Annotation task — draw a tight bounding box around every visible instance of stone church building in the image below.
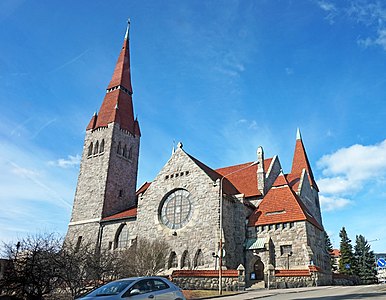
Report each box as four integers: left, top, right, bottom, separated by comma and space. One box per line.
65, 25, 331, 287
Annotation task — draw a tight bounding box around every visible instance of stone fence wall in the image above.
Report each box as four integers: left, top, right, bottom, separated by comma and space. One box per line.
332, 273, 360, 286
269, 268, 332, 289
172, 270, 245, 291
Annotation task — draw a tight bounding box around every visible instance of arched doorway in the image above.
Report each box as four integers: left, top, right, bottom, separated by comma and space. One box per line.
253, 259, 265, 280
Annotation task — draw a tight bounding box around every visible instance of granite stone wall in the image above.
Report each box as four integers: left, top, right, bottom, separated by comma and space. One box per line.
135, 147, 221, 271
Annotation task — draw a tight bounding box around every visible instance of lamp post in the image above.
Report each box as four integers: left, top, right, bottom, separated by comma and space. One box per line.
218, 161, 258, 295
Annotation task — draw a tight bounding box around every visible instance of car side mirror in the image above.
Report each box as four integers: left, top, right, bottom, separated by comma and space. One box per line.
130, 289, 141, 296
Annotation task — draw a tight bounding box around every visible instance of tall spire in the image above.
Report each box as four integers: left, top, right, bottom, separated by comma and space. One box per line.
87, 21, 139, 136
290, 129, 318, 191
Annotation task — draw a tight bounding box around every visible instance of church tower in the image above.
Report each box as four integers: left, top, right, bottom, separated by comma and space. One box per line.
65, 22, 140, 247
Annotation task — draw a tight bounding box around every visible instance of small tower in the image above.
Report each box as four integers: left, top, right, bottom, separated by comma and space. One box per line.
65, 22, 140, 247
256, 146, 266, 195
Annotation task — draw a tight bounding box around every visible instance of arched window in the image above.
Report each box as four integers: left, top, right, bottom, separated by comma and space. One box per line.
168, 251, 178, 269
94, 141, 99, 155
88, 142, 93, 156
115, 224, 129, 249
193, 249, 204, 268
117, 142, 122, 155
123, 145, 127, 158
181, 250, 190, 269
128, 146, 133, 159
100, 139, 105, 153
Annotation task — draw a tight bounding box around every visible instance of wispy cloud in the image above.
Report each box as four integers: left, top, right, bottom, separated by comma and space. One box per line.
317, 139, 386, 211
317, 0, 338, 24
316, 0, 386, 51
49, 49, 90, 73
48, 154, 81, 168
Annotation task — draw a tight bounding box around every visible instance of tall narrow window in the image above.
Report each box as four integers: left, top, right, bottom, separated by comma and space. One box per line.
193, 249, 204, 268
115, 224, 129, 249
94, 140, 99, 155
75, 236, 82, 252
100, 139, 105, 153
128, 146, 133, 159
117, 142, 122, 155
168, 251, 178, 269
123, 145, 127, 158
181, 250, 191, 269
88, 142, 93, 156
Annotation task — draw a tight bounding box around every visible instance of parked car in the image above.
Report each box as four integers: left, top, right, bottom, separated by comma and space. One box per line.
76, 276, 186, 300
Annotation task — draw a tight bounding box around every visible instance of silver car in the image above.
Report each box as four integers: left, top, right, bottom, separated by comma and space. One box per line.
78, 276, 186, 300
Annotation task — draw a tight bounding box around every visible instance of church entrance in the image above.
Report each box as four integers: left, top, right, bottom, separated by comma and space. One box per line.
253, 259, 265, 281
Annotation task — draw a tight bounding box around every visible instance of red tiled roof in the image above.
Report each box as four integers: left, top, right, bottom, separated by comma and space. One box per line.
248, 174, 323, 230
136, 181, 151, 196
101, 207, 137, 221
275, 269, 311, 277
290, 137, 318, 191
107, 37, 133, 93
330, 249, 341, 257
215, 158, 273, 198
172, 270, 238, 278
87, 31, 139, 136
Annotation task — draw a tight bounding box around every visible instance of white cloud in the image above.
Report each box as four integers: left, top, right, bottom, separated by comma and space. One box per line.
317, 139, 386, 210
316, 1, 386, 51
317, 1, 338, 24
319, 195, 352, 211
49, 154, 81, 168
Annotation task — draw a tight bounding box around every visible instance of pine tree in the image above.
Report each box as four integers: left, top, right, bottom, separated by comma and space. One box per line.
339, 227, 356, 275
354, 235, 377, 284
325, 232, 335, 272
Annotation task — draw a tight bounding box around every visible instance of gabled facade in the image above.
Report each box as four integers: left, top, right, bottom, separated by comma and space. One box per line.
65, 24, 331, 288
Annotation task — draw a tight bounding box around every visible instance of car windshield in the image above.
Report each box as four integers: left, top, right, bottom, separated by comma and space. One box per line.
85, 280, 134, 297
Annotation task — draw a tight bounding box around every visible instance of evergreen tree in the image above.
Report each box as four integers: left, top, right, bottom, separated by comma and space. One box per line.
325, 232, 335, 272
354, 235, 377, 284
339, 227, 356, 275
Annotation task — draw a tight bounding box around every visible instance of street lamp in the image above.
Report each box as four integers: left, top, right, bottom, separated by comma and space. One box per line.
218, 161, 259, 295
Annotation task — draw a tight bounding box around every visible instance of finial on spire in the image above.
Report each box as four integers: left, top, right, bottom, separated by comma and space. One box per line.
296, 128, 302, 140
125, 18, 131, 40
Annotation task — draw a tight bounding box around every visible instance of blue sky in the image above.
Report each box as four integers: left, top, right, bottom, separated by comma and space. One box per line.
1, 0, 386, 253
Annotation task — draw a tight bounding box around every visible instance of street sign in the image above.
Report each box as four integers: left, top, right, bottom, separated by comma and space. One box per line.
377, 258, 386, 268
345, 264, 350, 269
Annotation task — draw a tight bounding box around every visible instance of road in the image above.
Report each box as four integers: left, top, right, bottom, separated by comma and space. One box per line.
216, 285, 386, 299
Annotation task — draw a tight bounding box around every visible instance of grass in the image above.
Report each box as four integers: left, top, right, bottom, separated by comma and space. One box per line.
182, 290, 239, 299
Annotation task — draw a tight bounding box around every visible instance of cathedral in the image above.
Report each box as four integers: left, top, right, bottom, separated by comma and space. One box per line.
65, 24, 331, 288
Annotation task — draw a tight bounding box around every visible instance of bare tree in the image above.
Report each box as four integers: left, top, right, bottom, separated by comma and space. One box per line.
0, 233, 62, 300
56, 240, 120, 299
116, 238, 170, 277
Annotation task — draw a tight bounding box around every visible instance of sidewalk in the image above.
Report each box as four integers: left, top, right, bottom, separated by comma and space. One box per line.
203, 286, 331, 299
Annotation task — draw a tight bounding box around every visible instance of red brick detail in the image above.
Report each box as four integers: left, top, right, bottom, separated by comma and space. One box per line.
102, 207, 137, 221
172, 270, 238, 278
275, 269, 311, 277
216, 158, 273, 198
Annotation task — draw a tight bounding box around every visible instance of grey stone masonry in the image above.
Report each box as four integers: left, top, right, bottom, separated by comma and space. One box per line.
135, 146, 221, 271
65, 121, 139, 247
297, 170, 323, 226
